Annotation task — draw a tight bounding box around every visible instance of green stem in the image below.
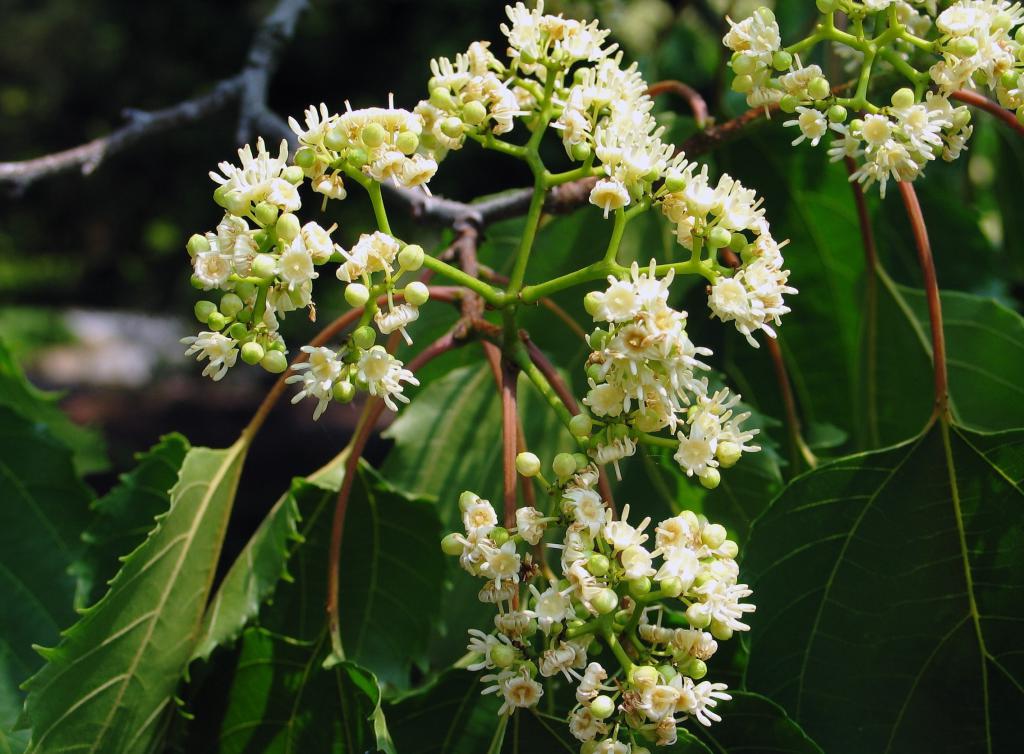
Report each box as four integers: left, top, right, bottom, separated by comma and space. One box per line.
544, 162, 597, 187
512, 342, 576, 429
252, 281, 269, 324
637, 432, 678, 450
420, 255, 505, 306
603, 627, 634, 673
519, 261, 614, 303
507, 175, 547, 294
366, 181, 392, 235
603, 209, 628, 264
565, 619, 601, 639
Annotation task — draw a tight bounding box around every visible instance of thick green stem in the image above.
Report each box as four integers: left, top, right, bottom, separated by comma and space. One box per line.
603, 209, 628, 264
507, 175, 547, 293
420, 255, 505, 306
603, 627, 634, 673
366, 181, 393, 235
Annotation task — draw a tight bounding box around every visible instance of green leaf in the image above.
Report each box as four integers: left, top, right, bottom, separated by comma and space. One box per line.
387, 671, 500, 754
0, 338, 107, 475
22, 437, 250, 754
744, 420, 1024, 753
0, 407, 93, 751
79, 434, 190, 604
688, 692, 822, 754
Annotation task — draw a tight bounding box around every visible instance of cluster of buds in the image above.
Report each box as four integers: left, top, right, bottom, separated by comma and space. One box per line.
441, 461, 753, 750
724, 2, 1024, 195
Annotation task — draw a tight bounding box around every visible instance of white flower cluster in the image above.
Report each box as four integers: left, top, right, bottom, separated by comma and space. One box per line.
442, 466, 753, 749
725, 2, 1024, 195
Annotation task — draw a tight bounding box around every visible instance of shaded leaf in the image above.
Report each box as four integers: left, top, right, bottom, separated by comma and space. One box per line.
387, 671, 500, 754
689, 692, 822, 754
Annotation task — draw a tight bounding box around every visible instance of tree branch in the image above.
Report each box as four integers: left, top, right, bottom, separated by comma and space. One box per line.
950, 89, 1024, 138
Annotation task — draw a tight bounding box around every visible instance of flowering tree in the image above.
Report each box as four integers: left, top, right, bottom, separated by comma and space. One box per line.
2, 1, 1023, 752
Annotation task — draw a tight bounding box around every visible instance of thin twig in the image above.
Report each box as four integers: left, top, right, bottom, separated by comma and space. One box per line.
898, 181, 948, 418
951, 89, 1024, 137
647, 80, 711, 129
502, 357, 520, 529
765, 337, 817, 470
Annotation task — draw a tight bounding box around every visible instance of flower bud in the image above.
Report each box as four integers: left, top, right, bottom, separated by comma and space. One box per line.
219, 293, 243, 318
590, 695, 615, 719
324, 125, 347, 151
659, 576, 683, 598
225, 191, 249, 217
552, 452, 577, 478
891, 87, 915, 110
710, 620, 733, 641
236, 310, 252, 324
440, 116, 464, 139
707, 226, 732, 249
950, 36, 979, 58
361, 122, 387, 148
398, 243, 425, 270
731, 74, 753, 94
251, 254, 277, 281
570, 142, 592, 162
685, 658, 708, 680
591, 588, 618, 615
459, 490, 479, 511
629, 576, 652, 597
716, 440, 742, 468
213, 184, 232, 208
429, 87, 456, 110
573, 453, 590, 471
699, 467, 721, 490
491, 527, 510, 547
828, 105, 848, 123
779, 94, 800, 114
586, 553, 610, 577
396, 130, 419, 155
194, 300, 217, 323
771, 50, 792, 72
277, 213, 301, 242
630, 665, 659, 689
462, 100, 488, 125
720, 539, 739, 559
227, 322, 248, 340
294, 147, 316, 169
404, 281, 430, 306
345, 283, 370, 307
701, 523, 727, 550
206, 312, 228, 331
333, 380, 356, 404
490, 643, 516, 668
254, 201, 279, 227
808, 77, 831, 101
731, 52, 756, 76
187, 233, 210, 257
515, 452, 541, 477
686, 602, 712, 629
240, 341, 265, 365
441, 532, 463, 556
583, 292, 603, 317
260, 350, 288, 374
353, 325, 376, 350
656, 663, 677, 681
569, 413, 593, 438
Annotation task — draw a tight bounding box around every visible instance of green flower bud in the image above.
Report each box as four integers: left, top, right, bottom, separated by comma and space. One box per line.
260, 350, 289, 374
441, 532, 464, 556
591, 588, 618, 615
589, 695, 615, 719
194, 300, 217, 323
206, 311, 228, 331
252, 254, 277, 281
440, 116, 464, 139
569, 413, 593, 438
710, 620, 734, 641
516, 451, 541, 477
699, 467, 721, 490
573, 453, 590, 471
716, 440, 742, 468
429, 87, 456, 110
686, 602, 712, 629
396, 130, 419, 155
686, 658, 708, 680
213, 184, 232, 208
570, 141, 592, 162
720, 539, 739, 559
361, 122, 387, 148
348, 147, 369, 167
227, 322, 248, 340
462, 100, 488, 125
491, 526, 510, 546
220, 293, 244, 317
664, 171, 686, 193
630, 665, 659, 689
754, 6, 775, 24
459, 490, 479, 511
325, 125, 347, 151
772, 50, 793, 72
398, 243, 425, 270
953, 109, 972, 130
731, 74, 754, 94
731, 53, 756, 76
659, 576, 683, 598
294, 147, 317, 169
187, 233, 210, 257
583, 292, 603, 317
1001, 70, 1019, 90
816, 0, 840, 11
553, 452, 577, 478
950, 36, 979, 58
236, 280, 256, 300
282, 165, 304, 185
575, 602, 592, 621
779, 94, 801, 114
586, 553, 610, 577
353, 325, 376, 350
254, 201, 279, 227
629, 576, 652, 597
404, 281, 430, 307
277, 212, 301, 242
345, 283, 370, 307
808, 76, 831, 101
585, 363, 604, 382
656, 663, 677, 681
225, 191, 249, 217
891, 87, 916, 110
490, 643, 516, 668
268, 339, 286, 352
828, 105, 848, 123
702, 523, 728, 549
240, 341, 265, 365
333, 380, 356, 404
236, 310, 252, 324
707, 226, 732, 249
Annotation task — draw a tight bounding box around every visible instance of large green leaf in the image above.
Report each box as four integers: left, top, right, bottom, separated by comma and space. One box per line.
21, 437, 250, 754
387, 671, 501, 754
0, 407, 93, 752
0, 338, 107, 475
79, 434, 190, 604
688, 692, 821, 754
744, 419, 1024, 753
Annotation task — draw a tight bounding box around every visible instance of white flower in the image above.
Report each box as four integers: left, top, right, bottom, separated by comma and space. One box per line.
785, 107, 828, 147
181, 331, 238, 381
680, 680, 731, 726
277, 236, 319, 291
356, 346, 419, 411
539, 641, 578, 679
575, 661, 609, 703
568, 706, 605, 742
589, 178, 631, 218
374, 303, 420, 344
266, 177, 301, 211
527, 580, 572, 633
301, 222, 337, 264
466, 628, 514, 671
563, 485, 607, 536
483, 541, 521, 587
286, 346, 342, 420
695, 580, 756, 632
603, 503, 650, 551
209, 138, 290, 202
675, 422, 718, 477
192, 250, 232, 290
515, 507, 547, 545
463, 498, 498, 534
620, 544, 656, 580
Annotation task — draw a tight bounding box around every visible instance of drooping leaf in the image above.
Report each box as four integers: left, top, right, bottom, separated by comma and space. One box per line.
745, 419, 1024, 753
0, 338, 107, 475
0, 407, 93, 752
21, 438, 250, 754
79, 433, 190, 604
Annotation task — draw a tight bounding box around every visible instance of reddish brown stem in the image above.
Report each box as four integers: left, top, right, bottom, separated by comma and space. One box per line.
502, 357, 520, 529
648, 80, 710, 129
766, 337, 816, 470
326, 328, 464, 660
898, 182, 948, 417
951, 89, 1024, 137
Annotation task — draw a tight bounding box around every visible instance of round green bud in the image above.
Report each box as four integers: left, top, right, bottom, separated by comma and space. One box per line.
716, 440, 742, 468
333, 380, 356, 404
659, 576, 684, 598
583, 292, 604, 317
396, 130, 419, 155
656, 663, 677, 681
194, 300, 217, 324
686, 658, 708, 680
236, 280, 256, 300
585, 363, 604, 382
707, 226, 732, 249
731, 53, 756, 76
591, 588, 618, 615
236, 309, 252, 324
187, 233, 210, 257
227, 322, 248, 340
729, 231, 748, 253
589, 329, 610, 352
569, 413, 593, 438
589, 695, 615, 720
608, 423, 629, 441
489, 643, 516, 669
353, 325, 376, 350
581, 741, 600, 754
816, 0, 840, 11
490, 526, 510, 546
240, 341, 265, 365
699, 467, 721, 490
570, 141, 592, 162
206, 311, 228, 331
348, 146, 369, 167
213, 183, 232, 208
341, 346, 361, 365
779, 94, 801, 114
462, 100, 488, 125
950, 36, 979, 58
664, 171, 686, 193
268, 339, 286, 352
344, 282, 370, 307
808, 76, 831, 101
220, 293, 244, 317
282, 165, 304, 185
731, 74, 754, 94
441, 532, 463, 555
459, 490, 479, 511
575, 602, 592, 621
630, 665, 660, 689
720, 539, 739, 559
702, 523, 728, 549
953, 109, 972, 130
325, 125, 347, 151
516, 451, 542, 477
710, 620, 734, 641
260, 350, 289, 374
891, 87, 916, 110
586, 553, 610, 577
294, 147, 317, 169
398, 243, 425, 270
429, 86, 456, 110
686, 602, 712, 629
1001, 70, 1019, 90
225, 191, 249, 217
772, 50, 793, 72
252, 254, 277, 281
254, 201, 279, 227
277, 212, 301, 243
440, 116, 464, 139
573, 453, 590, 471
361, 122, 387, 148
828, 105, 848, 123
629, 576, 652, 597
553, 452, 577, 478
404, 281, 430, 307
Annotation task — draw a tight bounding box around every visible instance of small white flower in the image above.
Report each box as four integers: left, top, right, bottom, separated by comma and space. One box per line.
589, 178, 631, 218
356, 346, 419, 411
277, 236, 319, 291
515, 506, 547, 545
785, 107, 828, 147
181, 331, 238, 381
